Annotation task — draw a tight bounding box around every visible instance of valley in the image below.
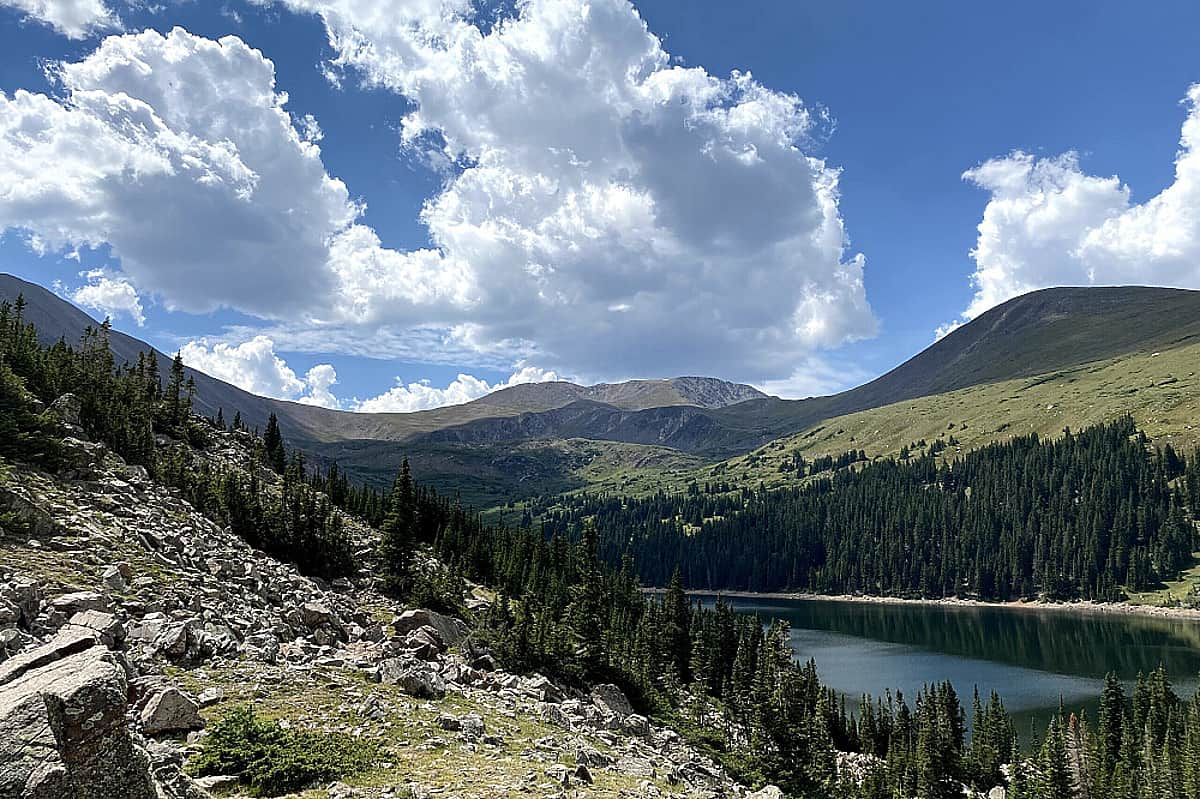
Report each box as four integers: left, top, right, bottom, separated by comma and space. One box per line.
3, 280, 1200, 799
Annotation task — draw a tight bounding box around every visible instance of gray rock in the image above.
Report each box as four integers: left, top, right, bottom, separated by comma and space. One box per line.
459, 712, 485, 739
102, 565, 128, 592
153, 622, 192, 658
746, 787, 784, 799
0, 624, 98, 685
0, 627, 30, 654
48, 393, 83, 428
434, 712, 461, 731
573, 764, 594, 785
48, 590, 110, 616
590, 683, 634, 719
575, 743, 614, 768
393, 608, 465, 648
377, 658, 445, 698
0, 640, 157, 799
197, 687, 225, 707
140, 687, 205, 735
69, 610, 127, 647
622, 713, 651, 736
545, 764, 571, 786
194, 774, 240, 794
300, 601, 336, 629
403, 626, 443, 660
4, 578, 41, 627
0, 597, 18, 627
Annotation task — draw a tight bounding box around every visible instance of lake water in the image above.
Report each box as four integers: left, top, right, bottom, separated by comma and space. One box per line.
705, 596, 1200, 739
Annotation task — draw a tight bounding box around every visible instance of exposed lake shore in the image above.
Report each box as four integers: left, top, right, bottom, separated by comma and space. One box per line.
642, 588, 1200, 622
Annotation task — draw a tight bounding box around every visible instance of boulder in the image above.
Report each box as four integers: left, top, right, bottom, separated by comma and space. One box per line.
139, 687, 205, 735
0, 640, 157, 799
459, 712, 485, 739
102, 565, 128, 592
622, 713, 651, 736
69, 610, 126, 648
300, 601, 336, 629
747, 787, 784, 799
403, 626, 444, 660
48, 591, 110, 616
0, 597, 18, 628
590, 683, 634, 719
194, 775, 240, 795
434, 712, 461, 731
377, 658, 445, 698
48, 393, 83, 428
0, 624, 98, 685
393, 609, 465, 648
3, 578, 41, 628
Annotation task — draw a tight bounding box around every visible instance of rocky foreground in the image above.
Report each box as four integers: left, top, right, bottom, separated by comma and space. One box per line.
0, 426, 777, 798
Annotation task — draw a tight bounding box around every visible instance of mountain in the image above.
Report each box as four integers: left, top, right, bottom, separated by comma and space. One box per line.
7, 272, 1200, 504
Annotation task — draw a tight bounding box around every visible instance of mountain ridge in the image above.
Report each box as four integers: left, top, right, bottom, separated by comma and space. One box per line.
6, 272, 1200, 502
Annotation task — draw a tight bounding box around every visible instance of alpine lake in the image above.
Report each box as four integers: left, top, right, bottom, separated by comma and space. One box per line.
702, 595, 1200, 740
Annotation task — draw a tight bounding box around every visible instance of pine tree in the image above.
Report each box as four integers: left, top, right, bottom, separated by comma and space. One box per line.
663, 568, 692, 682
379, 459, 416, 594
263, 412, 286, 473
164, 352, 186, 428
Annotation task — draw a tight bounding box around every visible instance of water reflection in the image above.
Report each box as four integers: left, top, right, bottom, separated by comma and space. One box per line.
702, 596, 1200, 737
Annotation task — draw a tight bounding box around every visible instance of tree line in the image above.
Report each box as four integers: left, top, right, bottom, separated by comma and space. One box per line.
538, 418, 1200, 601
0, 297, 355, 580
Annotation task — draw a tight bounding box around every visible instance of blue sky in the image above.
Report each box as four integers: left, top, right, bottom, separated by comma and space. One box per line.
2, 0, 1199, 411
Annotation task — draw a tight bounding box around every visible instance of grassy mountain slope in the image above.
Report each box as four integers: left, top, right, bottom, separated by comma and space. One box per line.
8, 271, 1200, 506
567, 338, 1200, 500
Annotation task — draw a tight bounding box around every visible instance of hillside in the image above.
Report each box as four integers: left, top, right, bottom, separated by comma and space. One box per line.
7, 272, 1200, 506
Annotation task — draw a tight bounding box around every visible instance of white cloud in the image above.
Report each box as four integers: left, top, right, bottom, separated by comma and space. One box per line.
273, 0, 876, 380
754, 355, 872, 399
352, 365, 560, 413
0, 28, 439, 319
951, 84, 1200, 327
69, 268, 145, 326
2, 5, 878, 383
296, 363, 339, 408
933, 320, 963, 342
0, 0, 118, 38
179, 336, 337, 407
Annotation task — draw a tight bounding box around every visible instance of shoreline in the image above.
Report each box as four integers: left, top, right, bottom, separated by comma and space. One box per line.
643, 588, 1200, 622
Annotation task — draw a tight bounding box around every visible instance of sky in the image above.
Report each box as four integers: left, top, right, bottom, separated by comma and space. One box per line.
1, 0, 1199, 412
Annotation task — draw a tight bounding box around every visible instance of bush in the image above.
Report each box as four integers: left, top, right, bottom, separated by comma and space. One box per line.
188, 706, 376, 796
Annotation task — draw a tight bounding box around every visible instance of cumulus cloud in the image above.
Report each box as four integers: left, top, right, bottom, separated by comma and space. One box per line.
951, 84, 1200, 327
2, 5, 878, 383
296, 363, 339, 408
0, 0, 118, 38
180, 336, 337, 406
0, 27, 448, 319
68, 269, 145, 326
754, 355, 872, 399
271, 0, 876, 379
352, 365, 560, 413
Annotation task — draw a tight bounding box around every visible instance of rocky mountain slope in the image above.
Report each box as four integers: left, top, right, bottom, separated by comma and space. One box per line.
0, 410, 759, 799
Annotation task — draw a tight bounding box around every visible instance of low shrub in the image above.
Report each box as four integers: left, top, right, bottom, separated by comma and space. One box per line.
189, 706, 376, 797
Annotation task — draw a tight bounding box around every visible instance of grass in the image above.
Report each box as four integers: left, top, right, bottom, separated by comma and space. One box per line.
180, 660, 683, 799
1126, 553, 1200, 607
541, 341, 1200, 502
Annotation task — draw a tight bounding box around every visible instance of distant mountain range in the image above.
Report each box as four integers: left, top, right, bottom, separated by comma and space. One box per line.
5, 272, 1200, 505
